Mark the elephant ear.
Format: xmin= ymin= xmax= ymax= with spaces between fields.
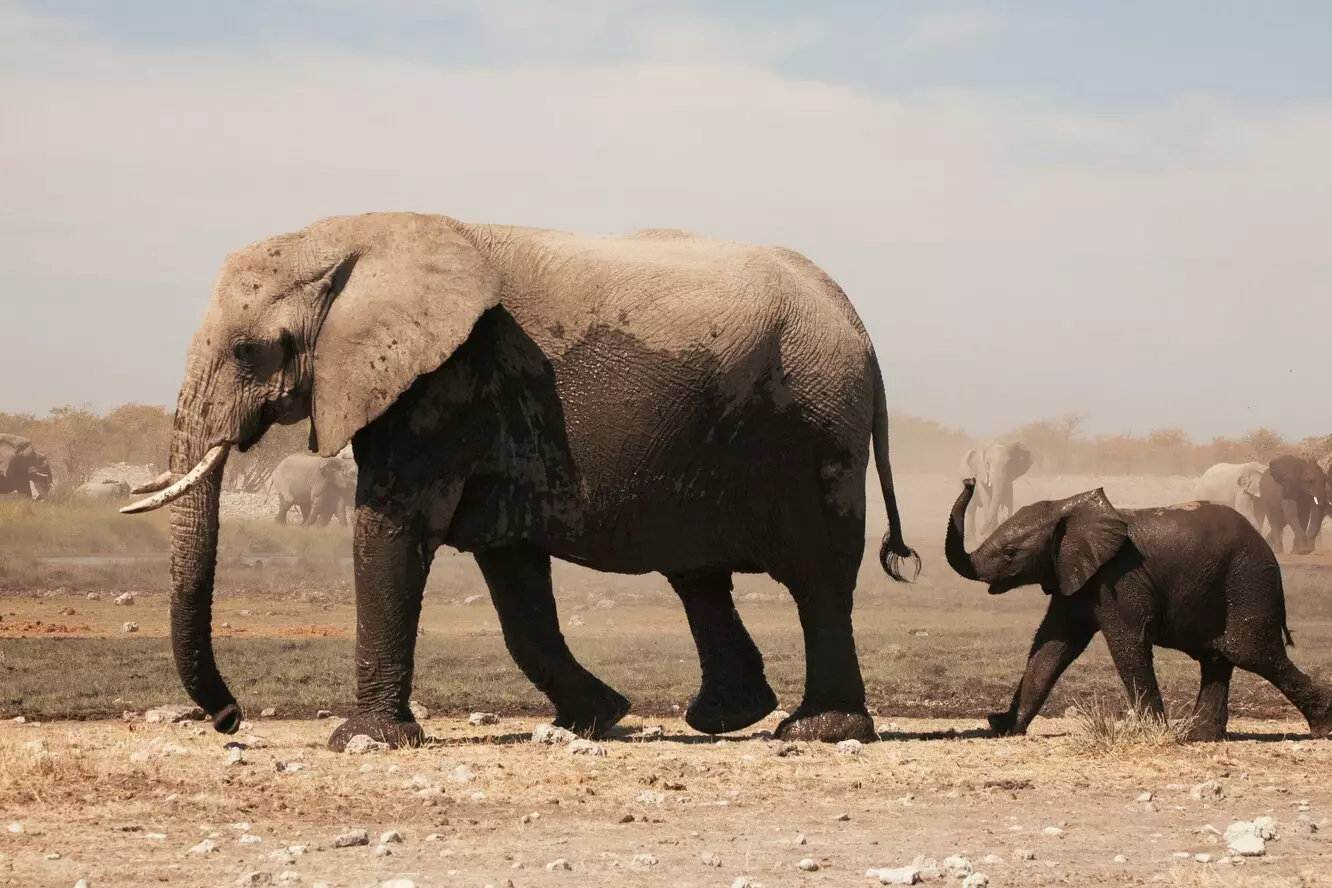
xmin=1009 ymin=444 xmax=1033 ymax=478
xmin=1054 ymin=488 xmax=1128 ymax=596
xmin=1238 ymin=467 xmax=1264 ymax=498
xmin=309 ymin=215 xmax=502 ymax=457
xmin=961 ymin=448 xmax=985 ymax=483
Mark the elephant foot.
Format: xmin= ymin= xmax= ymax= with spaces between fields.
xmin=986 ymin=711 xmax=1022 ymax=737
xmin=685 ymin=679 xmax=779 ymax=735
xmin=327 ymin=714 xmax=426 ymax=751
xmin=1183 ymin=721 xmax=1227 ymax=743
xmin=553 ymin=685 xmax=632 ymax=739
xmin=774 ymin=707 xmax=876 ymax=743
xmin=1306 ymin=705 xmax=1332 ymax=740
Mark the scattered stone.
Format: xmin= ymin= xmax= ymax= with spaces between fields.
xmin=407 ymin=700 xmax=430 ymax=721
xmin=11 ymin=717 xmax=25 ymax=724
xmin=595 ymin=598 xmax=615 ymax=609
xmin=835 ymin=812 xmax=851 ymax=822
xmin=1136 ymin=792 xmax=1153 ymax=802
xmin=1194 ymin=853 xmax=1213 ymax=863
xmin=114 ymin=592 xmax=135 ymax=606
xmin=981 ymin=854 xmax=1002 ymax=866
xmin=797 ymin=858 xmax=819 ymax=872
xmin=42 ymin=852 xmax=60 ymax=860
xmin=1012 ymin=848 xmax=1035 ymax=861
xmin=416 ymin=787 xmax=444 ymax=803
xmin=332 ymin=828 xmax=369 ymax=848
xmin=532 ymin=724 xmax=578 ymax=745
xmin=795 ymin=834 xmax=807 ymax=845
xmin=74 ymin=881 xmax=90 ymax=888
xmin=380 ymin=830 xmax=404 ymax=844
xmin=619 ymin=814 xmax=635 ymax=823
xmin=1252 ymin=816 xmax=1279 ymax=840
xmin=731 ymin=878 xmax=763 ymax=888
xmin=1112 ymin=855 xmax=1127 ymax=863
xmin=450 ymin=764 xmax=475 ymax=783
xmin=372 ymin=844 xmax=393 ymax=857
xmin=568 ymin=738 xmax=605 ymax=756
xmin=1042 ymin=826 xmax=1065 ymax=838
xmin=1293 ymin=815 xmax=1319 ymax=835
xmin=239 ymin=834 xmax=262 ymax=845
xmin=546 ymin=858 xmax=572 ymax=872
xmin=221 ymin=622 xmax=232 ymax=629
xmin=462 ymin=594 xmax=485 ymax=605
xmin=637 ymin=790 xmax=665 ymax=806
xmin=189 ymin=839 xmax=218 ymax=854
xmin=343 ymin=735 xmax=388 ymax=755
xmin=631 ymin=854 xmax=658 ymax=866
xmin=911 ymin=858 xmax=940 ymax=880
xmin=235 ymin=873 xmax=271 ymax=886
xmin=519 ymin=811 xmax=541 ymax=825
xmin=87 ymin=592 xmax=100 ymax=601
xmin=380 ymin=880 xmax=416 ymax=888
xmin=278 ymin=873 xmax=300 ymax=884
xmin=122 ymin=621 xmax=140 ymax=633
xmin=836 ymin=739 xmax=864 ymax=755
xmin=866 ymin=865 xmax=920 ymax=885
xmin=944 ymin=855 xmax=973 ymax=877
xmin=1191 ymin=780 xmax=1225 ymax=801
xmin=468 ymin=712 xmax=499 ymax=726
xmin=225 ymin=747 xmax=246 ymax=766
xmin=260 ymin=708 xmax=277 ymax=718
xmin=1225 ymin=821 xmax=1268 ymax=857
xmin=24 ymin=739 xmax=44 ymax=755
xmin=701 ymin=851 xmax=723 ymax=867
xmin=270 ymin=850 xmax=296 ymax=866
xmin=962 ymin=875 xmax=989 ymax=888
xmin=638 ymin=725 xmax=664 ymax=740
xmin=774 ymin=742 xmax=804 ymax=757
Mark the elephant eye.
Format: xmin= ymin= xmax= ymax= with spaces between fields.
xmin=233 ymin=341 xmax=262 ymax=364
xmin=1002 ymin=545 xmax=1018 ymax=559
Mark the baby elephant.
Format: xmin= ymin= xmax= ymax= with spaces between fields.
xmin=945 ymin=479 xmax=1332 ymax=741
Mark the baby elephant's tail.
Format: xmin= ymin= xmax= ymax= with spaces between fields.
xmin=1284 ymin=624 xmax=1295 ymax=647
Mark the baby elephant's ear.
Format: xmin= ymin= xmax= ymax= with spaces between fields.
xmin=1055 ymin=488 xmax=1128 ymax=596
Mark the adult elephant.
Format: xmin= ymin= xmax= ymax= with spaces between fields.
xmin=0 ymin=433 xmax=54 ymax=500
xmin=121 ymin=213 xmax=918 ymax=749
xmin=268 ymin=452 xmax=358 ymax=526
xmin=958 ymin=441 xmax=1032 ymax=540
xmin=945 ymin=479 xmax=1332 ymax=741
xmin=1258 ymin=455 xmax=1331 ymax=555
xmin=1192 ymin=461 xmax=1265 ymax=530
xmin=76 ymin=479 xmax=132 ymax=501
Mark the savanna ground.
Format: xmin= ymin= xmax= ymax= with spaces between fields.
xmin=3 ymin=472 xmax=1332 ymax=886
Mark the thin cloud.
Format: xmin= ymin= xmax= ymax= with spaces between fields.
xmin=888 ymin=8 xmax=998 ymax=57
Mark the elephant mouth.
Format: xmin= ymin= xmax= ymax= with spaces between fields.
xmin=987 ymin=578 xmax=1026 ymax=595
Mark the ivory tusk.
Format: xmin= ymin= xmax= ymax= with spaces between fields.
xmin=120 ymin=444 xmax=230 ymax=514
xmin=130 ymin=471 xmax=176 ymax=495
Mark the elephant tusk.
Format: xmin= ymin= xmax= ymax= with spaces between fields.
xmin=130 ymin=471 xmax=176 ymax=495
xmin=120 ymin=444 xmax=229 ymax=514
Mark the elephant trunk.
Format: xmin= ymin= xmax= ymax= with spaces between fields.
xmin=946 ymin=480 xmax=980 ymax=581
xmin=164 ymin=373 xmax=242 ymax=735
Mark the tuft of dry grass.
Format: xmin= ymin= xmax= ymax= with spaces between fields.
xmin=1066 ymin=694 xmax=1197 ymax=757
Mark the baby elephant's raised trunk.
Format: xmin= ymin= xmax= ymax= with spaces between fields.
xmin=945 ymin=480 xmax=980 ymax=581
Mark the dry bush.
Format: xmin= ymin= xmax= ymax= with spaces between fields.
xmin=1066 ymin=694 xmax=1196 ymax=757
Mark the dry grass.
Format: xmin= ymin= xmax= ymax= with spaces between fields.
xmin=1066 ymin=694 xmax=1197 ymax=757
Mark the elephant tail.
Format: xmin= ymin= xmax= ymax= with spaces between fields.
xmin=870 ymin=350 xmax=921 ymax=582
xmin=1284 ymin=623 xmax=1295 ymax=647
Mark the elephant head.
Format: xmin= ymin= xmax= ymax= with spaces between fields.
xmin=945 ymin=478 xmax=1130 ymax=596
xmin=0 ymin=434 xmax=54 ymax=500
xmin=960 ymin=441 xmax=1033 ymax=535
xmin=120 ymin=213 xmax=502 ymax=733
xmin=1268 ymin=455 xmax=1328 ymax=507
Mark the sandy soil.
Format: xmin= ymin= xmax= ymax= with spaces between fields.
xmin=3 ymin=716 xmax=1330 ymax=888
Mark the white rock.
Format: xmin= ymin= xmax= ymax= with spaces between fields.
xmin=468 ymin=712 xmax=499 ymax=726
xmin=122 ymin=621 xmax=140 ymax=633
xmin=23 ymin=739 xmax=44 ymax=754
xmin=332 ymin=828 xmax=369 ymax=848
xmin=189 ymin=839 xmax=218 ymax=854
xmin=980 ymin=854 xmax=1002 ymax=865
xmin=866 ymin=866 xmax=920 ymax=885
xmin=225 ymin=747 xmax=246 ymax=766
xmin=407 ymin=700 xmax=429 ymax=721
xmin=1041 ymin=826 xmax=1065 ymax=838
xmin=631 ymin=854 xmax=658 ymax=866
xmin=1012 ymin=848 xmax=1035 ymax=860
xmin=638 ymin=725 xmax=664 ymax=740
xmin=797 ymin=858 xmax=819 ymax=871
xmin=701 ymin=851 xmax=723 ymax=867
xmin=568 ymin=738 xmax=605 ymax=756
xmin=380 ymin=881 xmax=416 ymax=888
xmin=43 ymin=852 xmax=60 ymax=860
xmin=316 ymin=710 xmax=333 ymax=719
xmin=343 ymin=735 xmax=387 ymax=755
xmin=1191 ymin=780 xmax=1225 ymax=800
xmin=731 ymin=878 xmax=763 ymax=888
xmin=794 ymin=834 xmax=807 ymax=845
xmin=835 ymin=739 xmax=863 ymax=755
xmin=944 ymin=855 xmax=973 ymax=876
xmin=532 ymin=724 xmax=577 ymax=745
xmin=269 ymin=850 xmax=296 ymax=866
xmin=239 ymin=834 xmax=262 ymax=845
xmin=114 ymin=592 xmax=135 ymax=606
xmin=87 ymin=592 xmax=100 ymax=601
xmin=260 ymin=708 xmax=277 ymax=718
xmin=834 ymin=812 xmax=851 ymax=821
xmin=962 ymin=875 xmax=989 ymax=888
xmin=1252 ymin=816 xmax=1279 ymax=840
xmin=1225 ymin=822 xmax=1267 ymax=857
xmin=1136 ymin=792 xmax=1153 ymax=802
xmin=450 ymin=764 xmax=475 ymax=783
xmin=1112 ymin=855 xmax=1127 ymax=863
xmin=235 ymin=873 xmax=271 ymax=886
xmin=595 ymin=598 xmax=615 ymax=609
xmin=278 ymin=873 xmax=300 ymax=884
xmin=380 ymin=830 xmax=404 ymax=844
xmin=546 ymin=858 xmax=572 ymax=871
xmin=372 ymin=844 xmax=392 ymax=857
xmin=1194 ymin=853 xmax=1213 ymax=863
xmin=462 ymin=594 xmax=484 ymax=605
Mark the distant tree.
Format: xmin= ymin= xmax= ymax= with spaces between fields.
xmin=1241 ymin=428 xmax=1287 ymax=463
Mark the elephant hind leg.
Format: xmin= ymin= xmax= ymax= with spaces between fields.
xmin=475 ymin=543 xmax=629 ymax=738
xmin=668 ymin=571 xmax=777 ymax=735
xmin=1184 ymin=652 xmax=1233 ymax=742
xmin=1234 ymin=647 xmax=1332 ymax=738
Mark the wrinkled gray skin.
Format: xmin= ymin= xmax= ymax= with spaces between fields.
xmin=1192 ymin=461 xmax=1265 ymax=531
xmin=124 ymin=213 xmax=918 ymax=749
xmin=269 ymin=452 xmax=358 ymax=526
xmin=0 ymin=433 xmax=53 ymax=500
xmin=76 ymin=479 xmax=132 ymax=500
xmin=1258 ymin=455 xmax=1331 ymax=555
xmin=958 ymin=441 xmax=1032 ymax=540
xmin=945 ymin=479 xmax=1332 ymax=741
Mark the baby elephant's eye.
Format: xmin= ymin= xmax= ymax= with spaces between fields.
xmin=1002 ymin=545 xmax=1019 ymax=559
xmin=233 ymin=341 xmax=262 ymax=363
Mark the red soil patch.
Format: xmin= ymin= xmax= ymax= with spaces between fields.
xmin=0 ymin=619 xmax=94 ymax=637
xmin=271 ymin=624 xmax=349 ymax=638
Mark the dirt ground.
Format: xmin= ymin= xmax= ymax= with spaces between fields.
xmin=2 ymin=715 xmax=1331 ymax=888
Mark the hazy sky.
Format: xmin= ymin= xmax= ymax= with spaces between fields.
xmin=2 ymin=1 xmax=1330 ymax=439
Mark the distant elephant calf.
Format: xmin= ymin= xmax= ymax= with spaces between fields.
xmin=268 ymin=453 xmax=358 ymax=526
xmin=946 ymin=479 xmax=1332 ymax=741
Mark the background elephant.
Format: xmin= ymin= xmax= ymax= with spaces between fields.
xmin=1193 ymin=461 xmax=1265 ymax=530
xmin=958 ymin=440 xmax=1032 ymax=540
xmin=121 ymin=212 xmax=918 ymax=749
xmin=1258 ymin=454 xmax=1331 ymax=555
xmin=76 ymin=479 xmax=132 ymax=501
xmin=945 ymin=479 xmax=1332 ymax=741
xmin=268 ymin=452 xmax=358 ymax=526
xmin=0 ymin=433 xmax=54 ymax=500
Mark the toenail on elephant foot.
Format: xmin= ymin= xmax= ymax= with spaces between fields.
xmin=554 ymin=687 xmax=632 ymax=739
xmin=327 ymin=714 xmax=425 ymax=751
xmin=774 ymin=708 xmax=876 ymax=743
xmin=685 ymin=682 xmax=779 ymax=735
xmin=986 ymin=711 xmax=1020 ymax=737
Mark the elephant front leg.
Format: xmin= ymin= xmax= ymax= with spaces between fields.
xmin=992 ymin=607 xmax=1095 ymax=736
xmin=1289 ymin=498 xmax=1313 ymax=554
xmin=1185 ymin=653 xmax=1233 ymax=741
xmin=327 ymin=509 xmax=428 ymax=751
xmin=475 ymin=543 xmax=630 ymax=737
xmin=668 ymin=571 xmax=777 ymax=735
